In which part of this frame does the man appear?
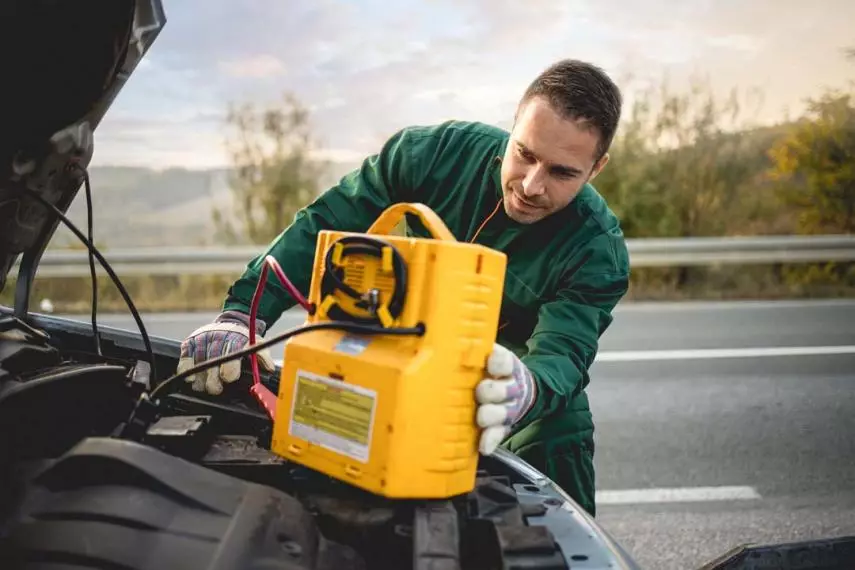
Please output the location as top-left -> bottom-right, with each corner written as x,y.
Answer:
177,59 -> 630,517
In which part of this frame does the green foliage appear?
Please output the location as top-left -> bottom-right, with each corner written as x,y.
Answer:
212,93 -> 328,245
595,77 -> 774,239
10,66 -> 855,315
594,77 -> 781,292
763,83 -> 855,291
592,66 -> 855,296
767,91 -> 855,234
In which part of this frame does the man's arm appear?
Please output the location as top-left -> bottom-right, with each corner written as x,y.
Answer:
475,230 -> 629,451
222,126 -> 428,329
516,231 -> 630,428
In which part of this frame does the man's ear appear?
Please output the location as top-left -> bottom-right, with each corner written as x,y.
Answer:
589,153 -> 610,181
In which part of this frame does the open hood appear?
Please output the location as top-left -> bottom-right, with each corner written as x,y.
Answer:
0,0 -> 165,315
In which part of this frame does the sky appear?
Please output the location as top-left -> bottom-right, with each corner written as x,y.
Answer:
93,0 -> 855,169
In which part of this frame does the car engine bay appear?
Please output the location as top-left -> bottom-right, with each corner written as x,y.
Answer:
0,312 -> 613,570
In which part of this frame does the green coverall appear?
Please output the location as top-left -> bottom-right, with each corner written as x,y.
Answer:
222,120 -> 631,516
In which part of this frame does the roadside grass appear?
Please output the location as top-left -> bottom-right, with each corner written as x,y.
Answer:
2,263 -> 853,314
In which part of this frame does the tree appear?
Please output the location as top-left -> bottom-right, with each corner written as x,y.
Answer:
595,77 -> 770,240
592,77 -> 781,293
212,93 -> 327,245
767,82 -> 855,235
762,51 -> 855,292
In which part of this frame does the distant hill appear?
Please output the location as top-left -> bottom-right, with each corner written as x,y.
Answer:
51,160 -> 362,249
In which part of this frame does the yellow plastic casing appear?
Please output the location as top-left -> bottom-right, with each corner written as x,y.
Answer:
269,203 -> 507,498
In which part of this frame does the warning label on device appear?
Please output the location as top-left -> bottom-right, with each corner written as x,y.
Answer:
288,369 -> 377,463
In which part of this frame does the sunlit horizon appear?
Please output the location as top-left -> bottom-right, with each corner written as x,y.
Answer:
91,0 -> 855,170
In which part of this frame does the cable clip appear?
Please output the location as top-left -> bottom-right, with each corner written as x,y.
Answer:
360,288 -> 382,314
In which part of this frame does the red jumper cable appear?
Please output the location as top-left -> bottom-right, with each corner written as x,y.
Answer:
247,255 -> 312,420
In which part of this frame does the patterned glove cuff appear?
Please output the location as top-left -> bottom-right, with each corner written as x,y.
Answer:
515,358 -> 537,422
216,310 -> 267,337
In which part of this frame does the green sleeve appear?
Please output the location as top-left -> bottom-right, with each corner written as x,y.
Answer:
516,232 -> 630,428
222,126 -> 430,328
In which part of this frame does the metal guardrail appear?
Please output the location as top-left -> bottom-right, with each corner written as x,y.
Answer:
626,234 -> 855,266
15,234 -> 855,278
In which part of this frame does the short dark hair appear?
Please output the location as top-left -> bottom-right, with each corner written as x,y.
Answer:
519,59 -> 622,162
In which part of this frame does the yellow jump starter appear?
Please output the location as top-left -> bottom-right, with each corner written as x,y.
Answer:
270,203 -> 507,498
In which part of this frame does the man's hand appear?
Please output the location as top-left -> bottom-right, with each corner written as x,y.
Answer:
176,310 -> 275,395
475,343 -> 537,455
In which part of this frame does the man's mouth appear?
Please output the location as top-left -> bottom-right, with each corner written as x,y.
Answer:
513,193 -> 541,209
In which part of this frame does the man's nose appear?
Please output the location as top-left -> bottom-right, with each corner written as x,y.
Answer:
522,166 -> 546,197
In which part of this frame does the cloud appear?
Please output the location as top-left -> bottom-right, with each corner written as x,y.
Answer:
218,54 -> 286,78
704,35 -> 765,54
91,0 -> 855,169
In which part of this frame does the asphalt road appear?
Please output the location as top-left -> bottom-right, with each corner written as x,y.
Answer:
68,297 -> 855,351
57,299 -> 855,570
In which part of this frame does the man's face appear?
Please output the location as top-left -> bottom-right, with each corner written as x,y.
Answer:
500,96 -> 609,224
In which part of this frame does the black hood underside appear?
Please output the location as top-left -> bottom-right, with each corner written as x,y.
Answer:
0,0 -> 165,306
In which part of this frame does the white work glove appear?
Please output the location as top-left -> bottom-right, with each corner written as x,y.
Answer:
476,343 -> 537,455
176,310 -> 275,395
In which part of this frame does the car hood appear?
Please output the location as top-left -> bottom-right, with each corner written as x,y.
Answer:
0,0 -> 165,307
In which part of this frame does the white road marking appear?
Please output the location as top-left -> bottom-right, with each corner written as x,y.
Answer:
596,486 -> 762,505
50,313 -> 855,363
275,344 -> 855,368
595,345 -> 855,362
613,298 -> 855,312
